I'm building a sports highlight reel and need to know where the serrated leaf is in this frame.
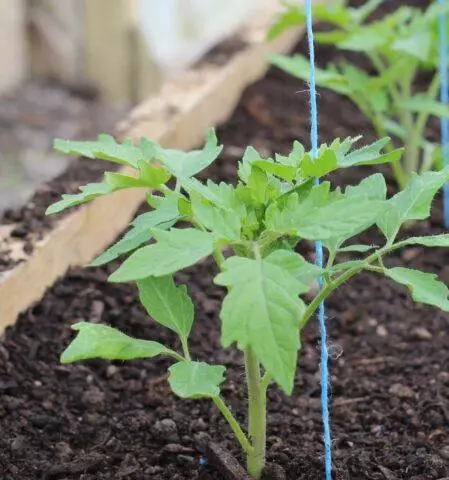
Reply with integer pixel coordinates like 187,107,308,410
252,160,297,181
339,138,403,167
90,200,180,266
301,149,338,178
215,256,305,394
385,268,449,311
46,182,113,215
266,184,386,241
137,276,194,338
265,250,322,286
276,141,305,167
377,167,449,240
191,195,241,241
403,234,449,248
168,361,226,399
109,228,215,282
238,146,265,183
156,130,222,179
54,134,145,168
323,174,386,253
61,322,175,363
345,173,387,200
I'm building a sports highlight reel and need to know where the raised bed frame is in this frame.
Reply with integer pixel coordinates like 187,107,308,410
0,1,308,331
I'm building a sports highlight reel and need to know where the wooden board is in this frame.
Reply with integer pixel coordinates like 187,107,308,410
0,0,26,94
0,0,306,331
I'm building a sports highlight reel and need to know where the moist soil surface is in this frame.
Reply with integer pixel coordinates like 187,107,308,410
1,15,449,480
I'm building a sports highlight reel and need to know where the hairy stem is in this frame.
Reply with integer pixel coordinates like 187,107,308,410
213,397,253,454
300,241,408,328
245,347,266,480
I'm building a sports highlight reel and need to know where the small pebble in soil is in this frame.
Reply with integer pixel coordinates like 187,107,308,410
81,386,105,407
153,418,179,442
389,383,414,399
54,441,73,460
411,327,432,340
376,325,388,338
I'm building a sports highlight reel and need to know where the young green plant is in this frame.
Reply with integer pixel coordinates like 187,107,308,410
47,132,449,479
268,0,449,189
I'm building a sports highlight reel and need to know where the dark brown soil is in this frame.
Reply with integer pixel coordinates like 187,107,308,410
1,5,449,479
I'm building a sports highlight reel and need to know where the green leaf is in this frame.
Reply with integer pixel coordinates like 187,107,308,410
399,95,449,118
238,146,265,183
61,322,175,363
109,228,215,282
137,276,194,338
46,182,113,215
345,173,387,200
301,149,338,178
168,361,226,398
264,250,322,286
90,200,180,266
215,256,305,394
54,134,146,168
266,183,386,241
275,141,305,167
326,260,364,275
377,167,449,240
339,138,403,167
267,4,304,40
270,55,351,96
156,130,222,179
337,24,389,52
137,159,171,187
191,195,241,241
252,160,297,182
323,174,386,253
403,234,449,248
392,31,432,61
385,268,449,311
337,244,377,253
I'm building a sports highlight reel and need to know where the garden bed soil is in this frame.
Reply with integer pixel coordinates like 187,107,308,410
1,12,449,480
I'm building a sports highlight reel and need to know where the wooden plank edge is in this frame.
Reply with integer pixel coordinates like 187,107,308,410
0,2,306,331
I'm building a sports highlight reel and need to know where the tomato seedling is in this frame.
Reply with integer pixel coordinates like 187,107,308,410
47,132,449,479
269,0,449,189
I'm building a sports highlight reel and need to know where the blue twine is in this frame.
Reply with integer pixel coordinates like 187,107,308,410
439,0,449,227
305,1,332,478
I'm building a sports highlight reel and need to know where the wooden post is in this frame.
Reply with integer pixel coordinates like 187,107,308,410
84,0,134,104
0,0,26,94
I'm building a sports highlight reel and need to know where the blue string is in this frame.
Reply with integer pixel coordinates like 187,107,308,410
439,0,449,227
305,1,332,478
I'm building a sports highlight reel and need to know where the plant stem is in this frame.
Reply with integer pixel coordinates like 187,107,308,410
180,337,191,361
213,247,225,269
213,396,253,454
244,347,266,480
300,240,408,328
